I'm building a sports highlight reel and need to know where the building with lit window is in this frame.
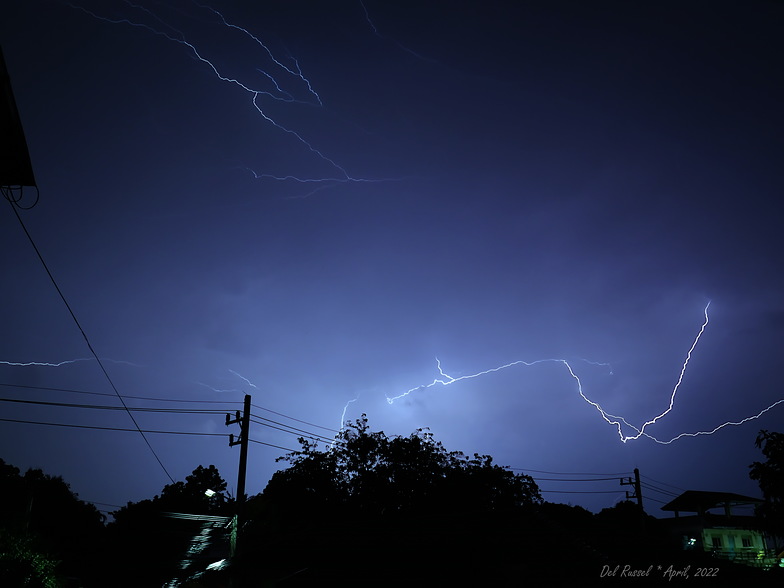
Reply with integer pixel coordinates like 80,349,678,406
659,490,778,568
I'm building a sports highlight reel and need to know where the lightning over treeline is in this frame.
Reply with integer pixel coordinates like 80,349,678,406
6,302,782,447
384,303,784,445
67,1,396,194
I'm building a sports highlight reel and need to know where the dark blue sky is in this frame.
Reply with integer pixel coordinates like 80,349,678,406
1,0,783,515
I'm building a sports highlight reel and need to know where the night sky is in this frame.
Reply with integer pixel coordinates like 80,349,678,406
2,0,783,516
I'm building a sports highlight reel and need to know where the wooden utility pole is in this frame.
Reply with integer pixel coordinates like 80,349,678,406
621,468,646,538
620,467,643,512
226,394,251,557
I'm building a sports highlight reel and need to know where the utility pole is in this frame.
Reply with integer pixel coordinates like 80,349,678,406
620,468,645,538
226,394,251,557
620,467,643,512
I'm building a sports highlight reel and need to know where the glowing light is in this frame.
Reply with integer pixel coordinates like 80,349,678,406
386,303,784,444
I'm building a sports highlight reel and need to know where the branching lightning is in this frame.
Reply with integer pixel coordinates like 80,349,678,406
228,369,257,390
386,302,784,445
69,1,397,192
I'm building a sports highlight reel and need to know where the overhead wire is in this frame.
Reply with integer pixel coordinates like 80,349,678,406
248,438,297,452
4,196,176,483
0,381,245,404
640,481,680,498
249,413,342,447
0,416,228,437
643,495,669,505
539,490,628,494
509,467,633,476
1,185,39,210
531,476,623,482
251,402,338,433
640,474,686,492
0,396,234,414
507,469,636,498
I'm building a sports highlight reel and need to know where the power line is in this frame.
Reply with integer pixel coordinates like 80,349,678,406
640,474,686,492
5,199,175,483
0,382,245,404
643,495,669,505
251,402,338,433
531,477,622,482
249,414,342,446
248,437,297,452
0,396,233,414
83,500,124,509
510,467,633,476
0,416,228,437
640,481,680,498
539,489,627,494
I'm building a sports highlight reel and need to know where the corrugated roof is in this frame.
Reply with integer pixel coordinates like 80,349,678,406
660,490,763,512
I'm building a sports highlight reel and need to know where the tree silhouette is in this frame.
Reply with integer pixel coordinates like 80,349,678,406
749,429,784,543
107,464,232,587
244,416,543,585
0,458,105,587
263,414,541,516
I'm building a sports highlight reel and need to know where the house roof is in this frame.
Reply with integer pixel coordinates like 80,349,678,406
660,490,763,513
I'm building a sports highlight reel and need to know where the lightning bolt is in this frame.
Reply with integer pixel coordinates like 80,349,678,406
195,3,322,106
386,302,784,444
240,167,404,200
339,394,360,432
69,1,397,192
0,357,142,368
1,358,94,367
614,302,711,442
228,369,257,389
195,382,242,394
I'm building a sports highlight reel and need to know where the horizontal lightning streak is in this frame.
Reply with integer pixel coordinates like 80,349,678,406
386,302,784,444
1,358,93,367
196,382,242,394
0,357,141,368
647,399,784,445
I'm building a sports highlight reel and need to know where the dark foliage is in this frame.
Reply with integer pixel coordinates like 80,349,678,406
237,415,546,585
750,430,784,542
106,464,233,587
0,458,104,587
263,414,541,516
